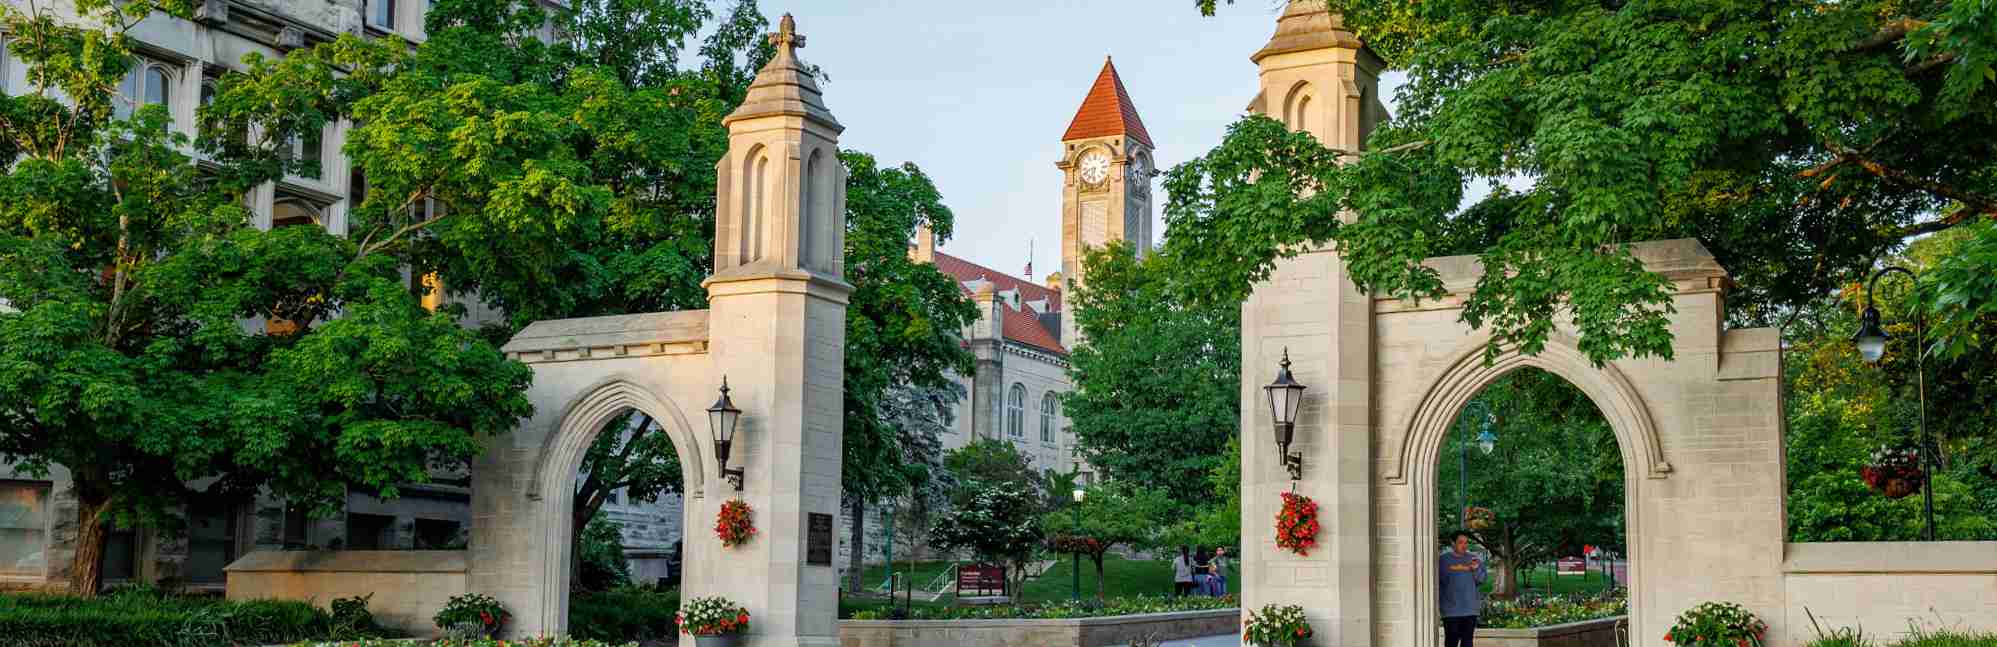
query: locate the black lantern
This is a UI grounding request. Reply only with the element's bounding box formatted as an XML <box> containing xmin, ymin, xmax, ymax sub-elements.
<box><xmin>707</xmin><ymin>376</ymin><xmax>745</xmax><ymax>491</ymax></box>
<box><xmin>1852</xmin><ymin>305</ymin><xmax>1890</xmax><ymax>363</ymax></box>
<box><xmin>1264</xmin><ymin>348</ymin><xmax>1307</xmax><ymax>480</ymax></box>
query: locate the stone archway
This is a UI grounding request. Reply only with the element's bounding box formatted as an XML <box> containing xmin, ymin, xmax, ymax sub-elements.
<box><xmin>1395</xmin><ymin>340</ymin><xmax>1662</xmax><ymax>647</ymax></box>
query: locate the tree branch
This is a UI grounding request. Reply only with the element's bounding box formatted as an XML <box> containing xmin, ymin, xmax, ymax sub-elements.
<box><xmin>1853</xmin><ymin>18</ymin><xmax>1929</xmax><ymax>53</ymax></box>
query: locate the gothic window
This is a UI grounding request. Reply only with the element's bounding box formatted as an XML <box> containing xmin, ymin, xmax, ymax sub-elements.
<box><xmin>1040</xmin><ymin>394</ymin><xmax>1057</xmax><ymax>443</ymax></box>
<box><xmin>115</xmin><ymin>60</ymin><xmax>177</xmax><ymax>127</ymax></box>
<box><xmin>367</xmin><ymin>0</ymin><xmax>396</xmax><ymax>31</ymax></box>
<box><xmin>0</xmin><ymin>481</ymin><xmax>50</xmax><ymax>579</ymax></box>
<box><xmin>283</xmin><ymin>125</ymin><xmax>324</xmax><ymax>180</ymax></box>
<box><xmin>1006</xmin><ymin>384</ymin><xmax>1026</xmax><ymax>438</ymax></box>
<box><xmin>740</xmin><ymin>148</ymin><xmax>769</xmax><ymax>265</ymax></box>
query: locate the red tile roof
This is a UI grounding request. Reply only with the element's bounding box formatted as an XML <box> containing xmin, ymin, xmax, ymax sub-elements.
<box><xmin>932</xmin><ymin>251</ymin><xmax>1066</xmax><ymax>355</ymax></box>
<box><xmin>1062</xmin><ymin>57</ymin><xmax>1153</xmax><ymax>147</ymax></box>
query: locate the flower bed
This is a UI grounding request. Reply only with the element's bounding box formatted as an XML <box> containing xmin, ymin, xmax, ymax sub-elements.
<box><xmin>845</xmin><ymin>593</ymin><xmax>1234</xmax><ymax>620</ymax></box>
<box><xmin>1481</xmin><ymin>592</ymin><xmax>1628</xmax><ymax>629</ymax></box>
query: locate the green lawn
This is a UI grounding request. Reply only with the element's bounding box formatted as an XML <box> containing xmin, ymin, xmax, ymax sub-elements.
<box><xmin>1482</xmin><ymin>564</ymin><xmax>1621</xmax><ymax>596</ymax></box>
<box><xmin>851</xmin><ymin>554</ymin><xmax>1241</xmax><ymax>605</ymax></box>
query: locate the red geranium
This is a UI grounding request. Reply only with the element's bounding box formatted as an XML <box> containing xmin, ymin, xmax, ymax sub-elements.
<box><xmin>717</xmin><ymin>499</ymin><xmax>757</xmax><ymax>548</ymax></box>
<box><xmin>1275</xmin><ymin>491</ymin><xmax>1320</xmax><ymax>556</ymax></box>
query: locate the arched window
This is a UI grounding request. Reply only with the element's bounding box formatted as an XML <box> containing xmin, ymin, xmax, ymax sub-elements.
<box><xmin>114</xmin><ymin>62</ymin><xmax>176</xmax><ymax>124</ymax></box>
<box><xmin>1040</xmin><ymin>394</ymin><xmax>1057</xmax><ymax>443</ymax></box>
<box><xmin>1006</xmin><ymin>384</ymin><xmax>1026</xmax><ymax>438</ymax></box>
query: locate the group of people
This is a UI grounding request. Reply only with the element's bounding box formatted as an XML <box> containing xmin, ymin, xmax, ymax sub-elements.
<box><xmin>1169</xmin><ymin>546</ymin><xmax>1230</xmax><ymax>597</ymax></box>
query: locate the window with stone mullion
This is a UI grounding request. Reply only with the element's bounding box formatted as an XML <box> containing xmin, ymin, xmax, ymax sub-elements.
<box><xmin>1006</xmin><ymin>383</ymin><xmax>1026</xmax><ymax>438</ymax></box>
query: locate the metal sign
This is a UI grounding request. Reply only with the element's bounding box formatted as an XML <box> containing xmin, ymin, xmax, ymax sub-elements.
<box><xmin>807</xmin><ymin>512</ymin><xmax>833</xmax><ymax>566</ymax></box>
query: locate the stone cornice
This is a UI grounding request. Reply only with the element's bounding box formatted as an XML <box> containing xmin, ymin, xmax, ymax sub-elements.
<box><xmin>501</xmin><ymin>311</ymin><xmax>710</xmax><ymax>364</ymax></box>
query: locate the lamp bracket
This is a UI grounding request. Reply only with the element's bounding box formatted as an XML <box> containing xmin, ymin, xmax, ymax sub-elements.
<box><xmin>722</xmin><ymin>467</ymin><xmax>745</xmax><ymax>491</ymax></box>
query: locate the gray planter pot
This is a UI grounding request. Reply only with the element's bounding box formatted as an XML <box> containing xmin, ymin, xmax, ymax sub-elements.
<box><xmin>694</xmin><ymin>635</ymin><xmax>740</xmax><ymax>647</ymax></box>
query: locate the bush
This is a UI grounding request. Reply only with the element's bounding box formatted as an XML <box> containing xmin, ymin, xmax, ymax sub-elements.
<box><xmin>577</xmin><ymin>515</ymin><xmax>633</xmax><ymax>592</ymax></box>
<box><xmin>843</xmin><ymin>593</ymin><xmax>1235</xmax><ymax>621</ymax></box>
<box><xmin>433</xmin><ymin>593</ymin><xmax>509</xmax><ymax>639</ymax></box>
<box><xmin>290</xmin><ymin>639</ymin><xmax>638</xmax><ymax>647</ymax></box>
<box><xmin>570</xmin><ymin>587</ymin><xmax>678</xmax><ymax>642</ymax></box>
<box><xmin>1666</xmin><ymin>601</ymin><xmax>1767</xmax><ymax>647</ymax></box>
<box><xmin>0</xmin><ymin>591</ymin><xmax>336</xmax><ymax>647</ymax></box>
<box><xmin>1481</xmin><ymin>591</ymin><xmax>1628</xmax><ymax>629</ymax></box>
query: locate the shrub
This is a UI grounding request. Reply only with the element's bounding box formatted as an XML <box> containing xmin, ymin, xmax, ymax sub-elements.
<box><xmin>328</xmin><ymin>593</ymin><xmax>390</xmax><ymax>639</ymax></box>
<box><xmin>0</xmin><ymin>591</ymin><xmax>334</xmax><ymax>647</ymax></box>
<box><xmin>1481</xmin><ymin>591</ymin><xmax>1628</xmax><ymax>629</ymax></box>
<box><xmin>570</xmin><ymin>587</ymin><xmax>678</xmax><ymax>642</ymax></box>
<box><xmin>1666</xmin><ymin>601</ymin><xmax>1767</xmax><ymax>647</ymax></box>
<box><xmin>1898</xmin><ymin>626</ymin><xmax>1997</xmax><ymax>647</ymax></box>
<box><xmin>433</xmin><ymin>593</ymin><xmax>509</xmax><ymax>639</ymax></box>
<box><xmin>1242</xmin><ymin>603</ymin><xmax>1313</xmax><ymax>647</ymax></box>
<box><xmin>290</xmin><ymin>639</ymin><xmax>638</xmax><ymax>647</ymax></box>
<box><xmin>577</xmin><ymin>515</ymin><xmax>633</xmax><ymax>592</ymax></box>
<box><xmin>839</xmin><ymin>593</ymin><xmax>1235</xmax><ymax>621</ymax></box>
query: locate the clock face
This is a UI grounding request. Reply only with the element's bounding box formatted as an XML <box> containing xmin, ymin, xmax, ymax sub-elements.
<box><xmin>1078</xmin><ymin>151</ymin><xmax>1111</xmax><ymax>185</ymax></box>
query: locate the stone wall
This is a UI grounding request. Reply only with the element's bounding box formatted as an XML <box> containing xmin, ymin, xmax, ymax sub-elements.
<box><xmin>225</xmin><ymin>550</ymin><xmax>468</xmax><ymax>636</ymax></box>
<box><xmin>838</xmin><ymin>609</ymin><xmax>1238</xmax><ymax>647</ymax></box>
<box><xmin>1778</xmin><ymin>542</ymin><xmax>1997</xmax><ymax>647</ymax></box>
<box><xmin>1477</xmin><ymin>617</ymin><xmax>1624</xmax><ymax>647</ymax></box>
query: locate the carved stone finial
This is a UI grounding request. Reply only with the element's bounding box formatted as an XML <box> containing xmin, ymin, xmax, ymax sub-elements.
<box><xmin>770</xmin><ymin>13</ymin><xmax>806</xmax><ymax>50</ymax></box>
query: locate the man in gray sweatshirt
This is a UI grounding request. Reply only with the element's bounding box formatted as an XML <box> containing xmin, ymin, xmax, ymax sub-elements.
<box><xmin>1439</xmin><ymin>531</ymin><xmax>1489</xmax><ymax>647</ymax></box>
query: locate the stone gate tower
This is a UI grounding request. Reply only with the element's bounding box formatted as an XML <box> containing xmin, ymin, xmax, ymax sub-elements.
<box><xmin>1057</xmin><ymin>57</ymin><xmax>1156</xmax><ymax>346</ymax></box>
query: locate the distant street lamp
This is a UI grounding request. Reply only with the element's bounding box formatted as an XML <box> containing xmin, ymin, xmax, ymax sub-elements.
<box><xmin>1458</xmin><ymin>400</ymin><xmax>1497</xmax><ymax>528</ymax></box>
<box><xmin>1264</xmin><ymin>349</ymin><xmax>1307</xmax><ymax>480</ymax></box>
<box><xmin>1851</xmin><ymin>265</ymin><xmax>1936</xmax><ymax>541</ymax></box>
<box><xmin>1071</xmin><ymin>487</ymin><xmax>1086</xmax><ymax>602</ymax></box>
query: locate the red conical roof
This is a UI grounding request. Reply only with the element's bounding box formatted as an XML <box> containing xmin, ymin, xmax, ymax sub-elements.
<box><xmin>1061</xmin><ymin>57</ymin><xmax>1152</xmax><ymax>147</ymax></box>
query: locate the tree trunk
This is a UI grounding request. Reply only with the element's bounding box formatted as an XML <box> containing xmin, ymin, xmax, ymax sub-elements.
<box><xmin>67</xmin><ymin>492</ymin><xmax>112</xmax><ymax>597</ymax></box>
<box><xmin>1492</xmin><ymin>558</ymin><xmax>1519</xmax><ymax>599</ymax></box>
<box><xmin>1092</xmin><ymin>553</ymin><xmax>1107</xmax><ymax>602</ymax></box>
<box><xmin>847</xmin><ymin>498</ymin><xmax>866</xmax><ymax>594</ymax></box>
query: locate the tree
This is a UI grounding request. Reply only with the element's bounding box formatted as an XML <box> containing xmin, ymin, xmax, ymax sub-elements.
<box><xmin>928</xmin><ymin>482</ymin><xmax>1044</xmax><ymax>597</ymax></box>
<box><xmin>836</xmin><ymin>150</ymin><xmax>979</xmax><ymax>592</ymax></box>
<box><xmin>0</xmin><ymin>1</ymin><xmax>532</xmax><ymax>594</ymax></box>
<box><xmin>571</xmin><ymin>412</ymin><xmax>682</xmax><ymax>590</ymax></box>
<box><xmin>1173</xmin><ymin>1</ymin><xmax>1997</xmax><ymax>367</ymax></box>
<box><xmin>943</xmin><ymin>437</ymin><xmax>1046</xmax><ymax>506</ymax></box>
<box><xmin>1435</xmin><ymin>369</ymin><xmax>1623</xmax><ymax>598</ymax></box>
<box><xmin>1160</xmin><ymin>435</ymin><xmax>1244</xmax><ymax>551</ymax></box>
<box><xmin>1064</xmin><ymin>242</ymin><xmax>1240</xmax><ymax>507</ymax></box>
<box><xmin>575</xmin><ymin>513</ymin><xmax>634</xmax><ymax>592</ymax></box>
<box><xmin>1039</xmin><ymin>481</ymin><xmax>1175</xmax><ymax>602</ymax></box>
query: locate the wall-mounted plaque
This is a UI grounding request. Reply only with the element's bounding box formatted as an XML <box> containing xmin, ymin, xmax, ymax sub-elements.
<box><xmin>807</xmin><ymin>512</ymin><xmax>833</xmax><ymax>566</ymax></box>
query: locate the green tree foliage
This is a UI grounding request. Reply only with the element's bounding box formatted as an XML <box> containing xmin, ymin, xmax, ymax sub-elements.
<box><xmin>1039</xmin><ymin>481</ymin><xmax>1175</xmax><ymax>601</ymax></box>
<box><xmin>1176</xmin><ymin>0</ymin><xmax>1997</xmax><ymax>366</ymax></box>
<box><xmin>927</xmin><ymin>482</ymin><xmax>1044</xmax><ymax>595</ymax></box>
<box><xmin>1783</xmin><ymin>230</ymin><xmax>1997</xmax><ymax>541</ymax></box>
<box><xmin>575</xmin><ymin>513</ymin><xmax>633</xmax><ymax>592</ymax></box>
<box><xmin>942</xmin><ymin>438</ymin><xmax>1046</xmax><ymax>506</ymax></box>
<box><xmin>1436</xmin><ymin>369</ymin><xmax>1623</xmax><ymax>598</ymax></box>
<box><xmin>0</xmin><ymin>1</ymin><xmax>532</xmax><ymax>594</ymax></box>
<box><xmin>1064</xmin><ymin>242</ymin><xmax>1240</xmax><ymax>507</ymax></box>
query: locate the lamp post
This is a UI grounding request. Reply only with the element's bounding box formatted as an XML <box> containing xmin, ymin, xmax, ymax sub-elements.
<box><xmin>706</xmin><ymin>377</ymin><xmax>745</xmax><ymax>490</ymax></box>
<box><xmin>1071</xmin><ymin>487</ymin><xmax>1085</xmax><ymax>602</ymax></box>
<box><xmin>1264</xmin><ymin>349</ymin><xmax>1307</xmax><ymax>480</ymax></box>
<box><xmin>1851</xmin><ymin>265</ymin><xmax>1936</xmax><ymax>541</ymax></box>
<box><xmin>1457</xmin><ymin>400</ymin><xmax>1497</xmax><ymax>527</ymax></box>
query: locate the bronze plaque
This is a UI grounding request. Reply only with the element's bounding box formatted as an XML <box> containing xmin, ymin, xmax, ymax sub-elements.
<box><xmin>807</xmin><ymin>512</ymin><xmax>834</xmax><ymax>566</ymax></box>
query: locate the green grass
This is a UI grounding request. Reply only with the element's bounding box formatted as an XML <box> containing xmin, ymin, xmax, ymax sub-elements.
<box><xmin>853</xmin><ymin>554</ymin><xmax>1241</xmax><ymax>605</ymax></box>
<box><xmin>1480</xmin><ymin>564</ymin><xmax>1621</xmax><ymax>596</ymax></box>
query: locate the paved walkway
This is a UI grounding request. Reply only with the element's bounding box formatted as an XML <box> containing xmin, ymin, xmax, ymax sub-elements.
<box><xmin>1147</xmin><ymin>635</ymin><xmax>1239</xmax><ymax>647</ymax></box>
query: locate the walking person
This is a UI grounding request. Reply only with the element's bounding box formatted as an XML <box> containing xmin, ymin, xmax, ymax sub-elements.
<box><xmin>1172</xmin><ymin>546</ymin><xmax>1195</xmax><ymax>597</ymax></box>
<box><xmin>1440</xmin><ymin>531</ymin><xmax>1488</xmax><ymax>647</ymax></box>
<box><xmin>1191</xmin><ymin>548</ymin><xmax>1213</xmax><ymax>597</ymax></box>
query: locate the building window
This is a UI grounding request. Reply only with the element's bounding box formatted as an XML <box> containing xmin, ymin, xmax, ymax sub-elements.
<box><xmin>114</xmin><ymin>60</ymin><xmax>176</xmax><ymax>125</ymax></box>
<box><xmin>0</xmin><ymin>481</ymin><xmax>51</xmax><ymax>579</ymax></box>
<box><xmin>1040</xmin><ymin>394</ymin><xmax>1057</xmax><ymax>443</ymax></box>
<box><xmin>285</xmin><ymin>126</ymin><xmax>324</xmax><ymax>180</ymax></box>
<box><xmin>101</xmin><ymin>527</ymin><xmax>139</xmax><ymax>583</ymax></box>
<box><xmin>413</xmin><ymin>518</ymin><xmax>462</xmax><ymax>550</ymax></box>
<box><xmin>185</xmin><ymin>501</ymin><xmax>238</xmax><ymax>585</ymax></box>
<box><xmin>367</xmin><ymin>0</ymin><xmax>395</xmax><ymax>31</ymax></box>
<box><xmin>346</xmin><ymin>512</ymin><xmax>396</xmax><ymax>550</ymax></box>
<box><xmin>1006</xmin><ymin>383</ymin><xmax>1026</xmax><ymax>438</ymax></box>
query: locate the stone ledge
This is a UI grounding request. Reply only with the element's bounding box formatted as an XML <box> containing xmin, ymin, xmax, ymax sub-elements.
<box><xmin>1783</xmin><ymin>542</ymin><xmax>1997</xmax><ymax>574</ymax></box>
<box><xmin>839</xmin><ymin>608</ymin><xmax>1239</xmax><ymax>647</ymax></box>
<box><xmin>1476</xmin><ymin>616</ymin><xmax>1624</xmax><ymax>639</ymax></box>
<box><xmin>224</xmin><ymin>550</ymin><xmax>469</xmax><ymax>573</ymax></box>
<box><xmin>837</xmin><ymin>608</ymin><xmax>1237</xmax><ymax>629</ymax></box>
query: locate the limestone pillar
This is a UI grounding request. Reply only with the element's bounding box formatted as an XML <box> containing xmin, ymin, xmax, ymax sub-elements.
<box><xmin>1238</xmin><ymin>3</ymin><xmax>1388</xmax><ymax>646</ymax></box>
<box><xmin>700</xmin><ymin>14</ymin><xmax>850</xmax><ymax>647</ymax></box>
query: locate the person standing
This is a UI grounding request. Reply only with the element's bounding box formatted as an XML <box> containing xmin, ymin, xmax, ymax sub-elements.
<box><xmin>1209</xmin><ymin>547</ymin><xmax>1230</xmax><ymax>596</ymax></box>
<box><xmin>1440</xmin><ymin>531</ymin><xmax>1488</xmax><ymax>647</ymax></box>
<box><xmin>1191</xmin><ymin>548</ymin><xmax>1213</xmax><ymax>597</ymax></box>
<box><xmin>1172</xmin><ymin>546</ymin><xmax>1195</xmax><ymax>596</ymax></box>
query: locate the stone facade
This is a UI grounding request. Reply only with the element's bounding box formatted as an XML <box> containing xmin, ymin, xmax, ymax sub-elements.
<box><xmin>225</xmin><ymin>551</ymin><xmax>469</xmax><ymax>635</ymax></box>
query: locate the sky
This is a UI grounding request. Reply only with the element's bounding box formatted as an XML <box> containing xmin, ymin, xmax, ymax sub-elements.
<box><xmin>778</xmin><ymin>1</ymin><xmax>1406</xmax><ymax>280</ymax></box>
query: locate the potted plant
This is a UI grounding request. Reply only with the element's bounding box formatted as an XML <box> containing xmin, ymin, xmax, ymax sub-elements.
<box><xmin>1665</xmin><ymin>601</ymin><xmax>1767</xmax><ymax>647</ymax></box>
<box><xmin>1243</xmin><ymin>603</ymin><xmax>1314</xmax><ymax>647</ymax></box>
<box><xmin>433</xmin><ymin>593</ymin><xmax>509</xmax><ymax>639</ymax></box>
<box><xmin>679</xmin><ymin>595</ymin><xmax>751</xmax><ymax>646</ymax></box>
<box><xmin>1860</xmin><ymin>444</ymin><xmax>1925</xmax><ymax>499</ymax></box>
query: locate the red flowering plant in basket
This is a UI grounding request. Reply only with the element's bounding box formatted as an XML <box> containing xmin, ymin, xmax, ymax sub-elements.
<box><xmin>1274</xmin><ymin>491</ymin><xmax>1320</xmax><ymax>556</ymax></box>
<box><xmin>716</xmin><ymin>498</ymin><xmax>756</xmax><ymax>547</ymax></box>
<box><xmin>1860</xmin><ymin>444</ymin><xmax>1925</xmax><ymax>499</ymax></box>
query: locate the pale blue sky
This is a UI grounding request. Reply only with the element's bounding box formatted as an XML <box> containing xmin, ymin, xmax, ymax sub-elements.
<box><xmin>780</xmin><ymin>1</ymin><xmax>1406</xmax><ymax>277</ymax></box>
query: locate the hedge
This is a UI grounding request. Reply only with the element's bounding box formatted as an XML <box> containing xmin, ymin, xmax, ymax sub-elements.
<box><xmin>0</xmin><ymin>588</ymin><xmax>335</xmax><ymax>647</ymax></box>
<box><xmin>569</xmin><ymin>587</ymin><xmax>678</xmax><ymax>642</ymax></box>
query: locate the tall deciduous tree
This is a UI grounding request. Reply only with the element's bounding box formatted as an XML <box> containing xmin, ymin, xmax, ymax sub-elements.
<box><xmin>0</xmin><ymin>1</ymin><xmax>532</xmax><ymax>595</ymax></box>
<box><xmin>928</xmin><ymin>482</ymin><xmax>1044</xmax><ymax>597</ymax></box>
<box><xmin>1175</xmin><ymin>1</ymin><xmax>1997</xmax><ymax>366</ymax></box>
<box><xmin>1064</xmin><ymin>242</ymin><xmax>1239</xmax><ymax>507</ymax></box>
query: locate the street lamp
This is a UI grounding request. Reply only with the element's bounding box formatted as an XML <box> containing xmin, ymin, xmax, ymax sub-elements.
<box><xmin>707</xmin><ymin>377</ymin><xmax>746</xmax><ymax>491</ymax></box>
<box><xmin>1264</xmin><ymin>349</ymin><xmax>1307</xmax><ymax>481</ymax></box>
<box><xmin>1851</xmin><ymin>265</ymin><xmax>1936</xmax><ymax>541</ymax></box>
<box><xmin>1458</xmin><ymin>401</ymin><xmax>1496</xmax><ymax>527</ymax></box>
<box><xmin>1071</xmin><ymin>487</ymin><xmax>1086</xmax><ymax>602</ymax></box>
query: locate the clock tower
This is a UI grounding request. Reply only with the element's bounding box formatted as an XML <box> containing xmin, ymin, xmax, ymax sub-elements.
<box><xmin>1057</xmin><ymin>56</ymin><xmax>1155</xmax><ymax>347</ymax></box>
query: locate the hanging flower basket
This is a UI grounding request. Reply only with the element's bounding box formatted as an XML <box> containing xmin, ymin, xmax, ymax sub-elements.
<box><xmin>716</xmin><ymin>499</ymin><xmax>757</xmax><ymax>547</ymax></box>
<box><xmin>1274</xmin><ymin>491</ymin><xmax>1319</xmax><ymax>556</ymax></box>
<box><xmin>1861</xmin><ymin>445</ymin><xmax>1925</xmax><ymax>500</ymax></box>
<box><xmin>1464</xmin><ymin>506</ymin><xmax>1497</xmax><ymax>530</ymax></box>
